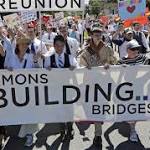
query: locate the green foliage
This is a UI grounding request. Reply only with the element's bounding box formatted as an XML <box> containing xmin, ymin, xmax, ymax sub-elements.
<box><xmin>88</xmin><ymin>0</ymin><xmax>102</xmax><ymax>16</ymax></box>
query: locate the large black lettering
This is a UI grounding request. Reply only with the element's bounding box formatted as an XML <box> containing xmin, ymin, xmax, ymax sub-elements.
<box><xmin>49</xmin><ymin>0</ymin><xmax>51</xmax><ymax>7</ymax></box>
<box><xmin>44</xmin><ymin>86</ymin><xmax>59</xmax><ymax>105</ymax></box>
<box><xmin>15</xmin><ymin>74</ymin><xmax>27</xmax><ymax>85</ymax></box>
<box><xmin>85</xmin><ymin>85</ymin><xmax>89</xmax><ymax>102</ymax></box>
<box><xmin>0</xmin><ymin>0</ymin><xmax>5</xmax><ymax>9</ymax></box>
<box><xmin>94</xmin><ymin>83</ymin><xmax>112</xmax><ymax>102</ymax></box>
<box><xmin>29</xmin><ymin>74</ymin><xmax>38</xmax><ymax>84</ymax></box>
<box><xmin>21</xmin><ymin>0</ymin><xmax>31</xmax><ymax>8</ymax></box>
<box><xmin>92</xmin><ymin>105</ymin><xmax>101</xmax><ymax>114</ymax></box>
<box><xmin>128</xmin><ymin>104</ymin><xmax>136</xmax><ymax>114</ymax></box>
<box><xmin>11</xmin><ymin>87</ymin><xmax>30</xmax><ymax>107</ymax></box>
<box><xmin>63</xmin><ymin>85</ymin><xmax>80</xmax><ymax>104</ymax></box>
<box><xmin>117</xmin><ymin>104</ymin><xmax>126</xmax><ymax>114</ymax></box>
<box><xmin>40</xmin><ymin>74</ymin><xmax>48</xmax><ymax>84</ymax></box>
<box><xmin>35</xmin><ymin>0</ymin><xmax>45</xmax><ymax>8</ymax></box>
<box><xmin>103</xmin><ymin>105</ymin><xmax>111</xmax><ymax>114</ymax></box>
<box><xmin>138</xmin><ymin>103</ymin><xmax>146</xmax><ymax>114</ymax></box>
<box><xmin>116</xmin><ymin>82</ymin><xmax>133</xmax><ymax>101</ymax></box>
<box><xmin>71</xmin><ymin>0</ymin><xmax>81</xmax><ymax>8</ymax></box>
<box><xmin>35</xmin><ymin>86</ymin><xmax>39</xmax><ymax>106</ymax></box>
<box><xmin>147</xmin><ymin>104</ymin><xmax>150</xmax><ymax>113</ymax></box>
<box><xmin>55</xmin><ymin>0</ymin><xmax>67</xmax><ymax>8</ymax></box>
<box><xmin>2</xmin><ymin>75</ymin><xmax>13</xmax><ymax>85</ymax></box>
<box><xmin>0</xmin><ymin>89</ymin><xmax>8</xmax><ymax>108</ymax></box>
<box><xmin>9</xmin><ymin>0</ymin><xmax>17</xmax><ymax>9</ymax></box>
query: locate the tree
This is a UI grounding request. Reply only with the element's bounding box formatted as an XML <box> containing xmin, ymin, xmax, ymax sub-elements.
<box><xmin>89</xmin><ymin>0</ymin><xmax>102</xmax><ymax>16</ymax></box>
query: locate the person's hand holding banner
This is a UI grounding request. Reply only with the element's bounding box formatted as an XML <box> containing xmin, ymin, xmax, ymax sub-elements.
<box><xmin>7</xmin><ymin>28</ymin><xmax>16</xmax><ymax>39</ymax></box>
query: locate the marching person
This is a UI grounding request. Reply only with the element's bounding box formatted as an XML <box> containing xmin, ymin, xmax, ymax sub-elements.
<box><xmin>0</xmin><ymin>27</ymin><xmax>14</xmax><ymax>68</ymax></box>
<box><xmin>132</xmin><ymin>22</ymin><xmax>149</xmax><ymax>54</ymax></box>
<box><xmin>44</xmin><ymin>35</ymin><xmax>78</xmax><ymax>141</ymax></box>
<box><xmin>58</xmin><ymin>23</ymin><xmax>80</xmax><ymax>58</ymax></box>
<box><xmin>80</xmin><ymin>23</ymin><xmax>117</xmax><ymax>149</ymax></box>
<box><xmin>104</xmin><ymin>39</ymin><xmax>150</xmax><ymax>150</ymax></box>
<box><xmin>117</xmin><ymin>39</ymin><xmax>150</xmax><ymax>142</ymax></box>
<box><xmin>5</xmin><ymin>36</ymin><xmax>40</xmax><ymax>147</ymax></box>
<box><xmin>27</xmin><ymin>24</ymin><xmax>48</xmax><ymax>67</ymax></box>
<box><xmin>42</xmin><ymin>24</ymin><xmax>57</xmax><ymax>48</ymax></box>
<box><xmin>0</xmin><ymin>41</ymin><xmax>7</xmax><ymax>150</ymax></box>
<box><xmin>142</xmin><ymin>30</ymin><xmax>150</xmax><ymax>48</ymax></box>
<box><xmin>69</xmin><ymin>24</ymin><xmax>80</xmax><ymax>42</ymax></box>
<box><xmin>77</xmin><ymin>20</ymin><xmax>84</xmax><ymax>45</ymax></box>
<box><xmin>112</xmin><ymin>28</ymin><xmax>134</xmax><ymax>59</ymax></box>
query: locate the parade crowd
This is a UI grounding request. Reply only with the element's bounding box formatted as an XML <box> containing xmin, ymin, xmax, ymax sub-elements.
<box><xmin>0</xmin><ymin>14</ymin><xmax>150</xmax><ymax>150</ymax></box>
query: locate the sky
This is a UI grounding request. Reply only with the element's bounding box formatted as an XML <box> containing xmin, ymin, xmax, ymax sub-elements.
<box><xmin>85</xmin><ymin>0</ymin><xmax>89</xmax><ymax>4</ymax></box>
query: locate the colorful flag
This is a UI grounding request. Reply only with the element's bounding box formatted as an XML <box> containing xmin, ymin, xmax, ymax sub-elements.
<box><xmin>118</xmin><ymin>0</ymin><xmax>146</xmax><ymax>20</ymax></box>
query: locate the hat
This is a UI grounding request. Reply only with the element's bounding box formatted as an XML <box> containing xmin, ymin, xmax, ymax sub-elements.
<box><xmin>124</xmin><ymin>28</ymin><xmax>133</xmax><ymax>34</ymax></box>
<box><xmin>132</xmin><ymin>21</ymin><xmax>140</xmax><ymax>26</ymax></box>
<box><xmin>91</xmin><ymin>23</ymin><xmax>103</xmax><ymax>32</ymax></box>
<box><xmin>126</xmin><ymin>40</ymin><xmax>141</xmax><ymax>50</ymax></box>
<box><xmin>17</xmin><ymin>36</ymin><xmax>31</xmax><ymax>45</ymax></box>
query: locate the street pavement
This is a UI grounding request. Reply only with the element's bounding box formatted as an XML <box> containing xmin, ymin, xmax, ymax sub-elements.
<box><xmin>3</xmin><ymin>121</ymin><xmax>150</xmax><ymax>150</ymax></box>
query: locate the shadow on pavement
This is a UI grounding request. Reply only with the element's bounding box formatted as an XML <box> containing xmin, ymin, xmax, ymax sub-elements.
<box><xmin>115</xmin><ymin>140</ymin><xmax>146</xmax><ymax>150</ymax></box>
<box><xmin>3</xmin><ymin>136</ymin><xmax>35</xmax><ymax>150</ymax></box>
<box><xmin>85</xmin><ymin>144</ymin><xmax>99</xmax><ymax>150</ymax></box>
<box><xmin>75</xmin><ymin>122</ymin><xmax>91</xmax><ymax>136</ymax></box>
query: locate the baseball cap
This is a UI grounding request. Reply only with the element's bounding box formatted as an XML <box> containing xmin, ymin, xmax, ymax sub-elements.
<box><xmin>132</xmin><ymin>21</ymin><xmax>140</xmax><ymax>26</ymax></box>
<box><xmin>126</xmin><ymin>40</ymin><xmax>141</xmax><ymax>50</ymax></box>
<box><xmin>124</xmin><ymin>28</ymin><xmax>133</xmax><ymax>34</ymax></box>
<box><xmin>91</xmin><ymin>23</ymin><xmax>103</xmax><ymax>32</ymax></box>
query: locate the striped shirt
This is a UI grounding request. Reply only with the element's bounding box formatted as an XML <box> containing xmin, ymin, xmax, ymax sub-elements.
<box><xmin>118</xmin><ymin>55</ymin><xmax>150</xmax><ymax>65</ymax></box>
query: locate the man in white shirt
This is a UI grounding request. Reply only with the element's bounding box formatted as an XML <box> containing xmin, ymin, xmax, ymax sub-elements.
<box><xmin>44</xmin><ymin>35</ymin><xmax>78</xmax><ymax>141</ymax></box>
<box><xmin>42</xmin><ymin>24</ymin><xmax>57</xmax><ymax>47</ymax></box>
<box><xmin>58</xmin><ymin>24</ymin><xmax>80</xmax><ymax>58</ymax></box>
<box><xmin>0</xmin><ymin>27</ymin><xmax>14</xmax><ymax>67</ymax></box>
<box><xmin>78</xmin><ymin>21</ymin><xmax>84</xmax><ymax>44</ymax></box>
<box><xmin>27</xmin><ymin>25</ymin><xmax>48</xmax><ymax>67</ymax></box>
<box><xmin>44</xmin><ymin>35</ymin><xmax>78</xmax><ymax>68</ymax></box>
<box><xmin>132</xmin><ymin>22</ymin><xmax>149</xmax><ymax>53</ymax></box>
<box><xmin>112</xmin><ymin>28</ymin><xmax>134</xmax><ymax>59</ymax></box>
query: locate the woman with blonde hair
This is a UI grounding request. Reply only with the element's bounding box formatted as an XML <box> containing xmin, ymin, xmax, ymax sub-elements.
<box><xmin>5</xmin><ymin>35</ymin><xmax>40</xmax><ymax>147</ymax></box>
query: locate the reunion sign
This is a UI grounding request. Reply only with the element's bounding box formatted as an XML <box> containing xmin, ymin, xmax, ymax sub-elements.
<box><xmin>0</xmin><ymin>0</ymin><xmax>84</xmax><ymax>12</ymax></box>
<box><xmin>0</xmin><ymin>66</ymin><xmax>150</xmax><ymax>125</ymax></box>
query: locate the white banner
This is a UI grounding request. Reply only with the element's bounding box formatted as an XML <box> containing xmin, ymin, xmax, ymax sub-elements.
<box><xmin>0</xmin><ymin>0</ymin><xmax>85</xmax><ymax>12</ymax></box>
<box><xmin>0</xmin><ymin>66</ymin><xmax>150</xmax><ymax>125</ymax></box>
